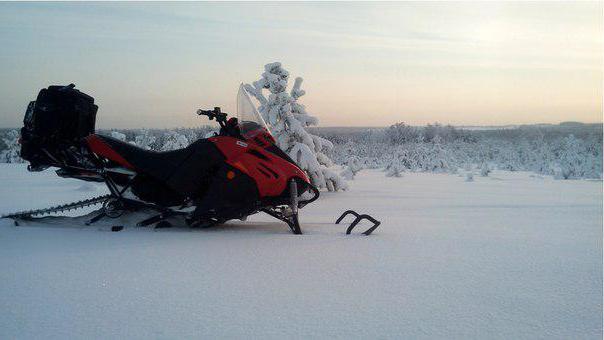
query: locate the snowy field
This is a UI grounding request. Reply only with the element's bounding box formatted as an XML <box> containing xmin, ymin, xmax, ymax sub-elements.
<box><xmin>0</xmin><ymin>163</ymin><xmax>601</xmax><ymax>339</ymax></box>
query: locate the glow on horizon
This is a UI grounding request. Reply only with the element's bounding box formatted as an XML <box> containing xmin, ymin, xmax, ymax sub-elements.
<box><xmin>0</xmin><ymin>2</ymin><xmax>601</xmax><ymax>128</ymax></box>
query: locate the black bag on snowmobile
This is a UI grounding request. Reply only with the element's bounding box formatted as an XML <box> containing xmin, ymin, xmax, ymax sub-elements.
<box><xmin>20</xmin><ymin>84</ymin><xmax>98</xmax><ymax>169</ymax></box>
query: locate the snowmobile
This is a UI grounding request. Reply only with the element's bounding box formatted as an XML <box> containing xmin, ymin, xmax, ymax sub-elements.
<box><xmin>4</xmin><ymin>84</ymin><xmax>380</xmax><ymax>235</ymax></box>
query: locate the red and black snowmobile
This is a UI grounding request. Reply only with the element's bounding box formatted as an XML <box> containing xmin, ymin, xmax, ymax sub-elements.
<box><xmin>7</xmin><ymin>84</ymin><xmax>322</xmax><ymax>233</ymax></box>
<box><xmin>5</xmin><ymin>84</ymin><xmax>380</xmax><ymax>235</ymax></box>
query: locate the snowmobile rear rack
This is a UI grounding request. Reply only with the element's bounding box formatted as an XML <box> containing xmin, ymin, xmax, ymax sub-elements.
<box><xmin>336</xmin><ymin>210</ymin><xmax>381</xmax><ymax>235</ymax></box>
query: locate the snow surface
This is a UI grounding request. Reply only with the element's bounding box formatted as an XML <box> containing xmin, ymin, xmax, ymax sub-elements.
<box><xmin>0</xmin><ymin>164</ymin><xmax>601</xmax><ymax>339</ymax></box>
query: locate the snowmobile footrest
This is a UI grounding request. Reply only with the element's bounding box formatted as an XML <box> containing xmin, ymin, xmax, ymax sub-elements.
<box><xmin>136</xmin><ymin>210</ymin><xmax>181</xmax><ymax>227</ymax></box>
<box><xmin>86</xmin><ymin>211</ymin><xmax>106</xmax><ymax>225</ymax></box>
<box><xmin>137</xmin><ymin>214</ymin><xmax>164</xmax><ymax>227</ymax></box>
<box><xmin>335</xmin><ymin>210</ymin><xmax>381</xmax><ymax>235</ymax></box>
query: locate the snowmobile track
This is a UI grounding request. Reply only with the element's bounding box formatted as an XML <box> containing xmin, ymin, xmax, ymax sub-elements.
<box><xmin>1</xmin><ymin>194</ymin><xmax>111</xmax><ymax>220</ymax></box>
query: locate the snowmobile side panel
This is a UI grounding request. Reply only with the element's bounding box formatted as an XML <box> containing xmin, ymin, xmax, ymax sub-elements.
<box><xmin>131</xmin><ymin>175</ymin><xmax>185</xmax><ymax>207</ymax></box>
<box><xmin>86</xmin><ymin>135</ymin><xmax>134</xmax><ymax>170</ymax></box>
<box><xmin>191</xmin><ymin>163</ymin><xmax>259</xmax><ymax>222</ymax></box>
<box><xmin>164</xmin><ymin>140</ymin><xmax>225</xmax><ymax>197</ymax></box>
<box><xmin>208</xmin><ymin>136</ymin><xmax>309</xmax><ymax>198</ymax></box>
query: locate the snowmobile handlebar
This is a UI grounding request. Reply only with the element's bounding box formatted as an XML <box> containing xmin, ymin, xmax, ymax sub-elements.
<box><xmin>197</xmin><ymin>107</ymin><xmax>228</xmax><ymax>126</ymax></box>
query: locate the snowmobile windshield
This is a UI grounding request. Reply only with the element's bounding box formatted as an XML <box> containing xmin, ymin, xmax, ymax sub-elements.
<box><xmin>236</xmin><ymin>84</ymin><xmax>272</xmax><ymax>139</ymax></box>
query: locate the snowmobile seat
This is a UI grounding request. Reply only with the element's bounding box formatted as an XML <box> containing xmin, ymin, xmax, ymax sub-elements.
<box><xmin>88</xmin><ymin>135</ymin><xmax>193</xmax><ymax>181</ymax></box>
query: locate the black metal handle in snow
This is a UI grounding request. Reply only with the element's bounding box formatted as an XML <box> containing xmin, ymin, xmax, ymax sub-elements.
<box><xmin>335</xmin><ymin>210</ymin><xmax>381</xmax><ymax>235</ymax></box>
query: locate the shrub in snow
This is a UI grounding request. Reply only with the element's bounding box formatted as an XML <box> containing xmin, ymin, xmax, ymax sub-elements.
<box><xmin>340</xmin><ymin>167</ymin><xmax>354</xmax><ymax>180</ymax></box>
<box><xmin>554</xmin><ymin>134</ymin><xmax>587</xmax><ymax>180</ymax></box>
<box><xmin>379</xmin><ymin>138</ymin><xmax>450</xmax><ymax>176</ymax></box>
<box><xmin>385</xmin><ymin>161</ymin><xmax>403</xmax><ymax>177</ymax></box>
<box><xmin>110</xmin><ymin>131</ymin><xmax>127</xmax><ymax>142</ymax></box>
<box><xmin>480</xmin><ymin>162</ymin><xmax>490</xmax><ymax>177</ymax></box>
<box><xmin>161</xmin><ymin>131</ymin><xmax>189</xmax><ymax>151</ymax></box>
<box><xmin>340</xmin><ymin>156</ymin><xmax>362</xmax><ymax>180</ymax></box>
<box><xmin>204</xmin><ymin>130</ymin><xmax>218</xmax><ymax>138</ymax></box>
<box><xmin>245</xmin><ymin>62</ymin><xmax>347</xmax><ymax>191</ymax></box>
<box><xmin>385</xmin><ymin>123</ymin><xmax>421</xmax><ymax>144</ymax></box>
<box><xmin>553</xmin><ymin>165</ymin><xmax>564</xmax><ymax>180</ymax></box>
<box><xmin>465</xmin><ymin>172</ymin><xmax>474</xmax><ymax>182</ymax></box>
<box><xmin>133</xmin><ymin>129</ymin><xmax>157</xmax><ymax>150</ymax></box>
<box><xmin>1</xmin><ymin>130</ymin><xmax>24</xmax><ymax>163</ymax></box>
<box><xmin>421</xmin><ymin>136</ymin><xmax>450</xmax><ymax>172</ymax></box>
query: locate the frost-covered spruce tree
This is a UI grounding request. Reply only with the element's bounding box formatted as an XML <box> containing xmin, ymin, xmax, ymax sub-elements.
<box><xmin>480</xmin><ymin>162</ymin><xmax>490</xmax><ymax>177</ymax></box>
<box><xmin>244</xmin><ymin>62</ymin><xmax>347</xmax><ymax>191</ymax></box>
<box><xmin>1</xmin><ymin>129</ymin><xmax>24</xmax><ymax>163</ymax></box>
<box><xmin>110</xmin><ymin>131</ymin><xmax>127</xmax><ymax>142</ymax></box>
<box><xmin>385</xmin><ymin>160</ymin><xmax>403</xmax><ymax>177</ymax></box>
<box><xmin>134</xmin><ymin>129</ymin><xmax>157</xmax><ymax>150</ymax></box>
<box><xmin>161</xmin><ymin>130</ymin><xmax>189</xmax><ymax>151</ymax></box>
<box><xmin>340</xmin><ymin>156</ymin><xmax>362</xmax><ymax>180</ymax></box>
<box><xmin>554</xmin><ymin>134</ymin><xmax>586</xmax><ymax>180</ymax></box>
<box><xmin>424</xmin><ymin>136</ymin><xmax>450</xmax><ymax>172</ymax></box>
<box><xmin>465</xmin><ymin>171</ymin><xmax>474</xmax><ymax>182</ymax></box>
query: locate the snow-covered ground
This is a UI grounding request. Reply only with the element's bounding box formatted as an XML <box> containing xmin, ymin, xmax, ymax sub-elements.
<box><xmin>0</xmin><ymin>164</ymin><xmax>601</xmax><ymax>339</ymax></box>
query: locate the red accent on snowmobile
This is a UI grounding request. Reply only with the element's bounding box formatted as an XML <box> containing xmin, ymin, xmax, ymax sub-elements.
<box><xmin>208</xmin><ymin>136</ymin><xmax>309</xmax><ymax>198</ymax></box>
<box><xmin>85</xmin><ymin>135</ymin><xmax>135</xmax><ymax>170</ymax></box>
<box><xmin>242</xmin><ymin>126</ymin><xmax>276</xmax><ymax>147</ymax></box>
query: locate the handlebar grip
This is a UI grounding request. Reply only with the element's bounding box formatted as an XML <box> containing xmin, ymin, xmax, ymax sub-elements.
<box><xmin>197</xmin><ymin>109</ymin><xmax>212</xmax><ymax>116</ymax></box>
<box><xmin>197</xmin><ymin>107</ymin><xmax>227</xmax><ymax>123</ymax></box>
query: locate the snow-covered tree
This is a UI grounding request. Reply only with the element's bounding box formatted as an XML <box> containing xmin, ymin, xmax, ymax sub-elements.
<box><xmin>385</xmin><ymin>161</ymin><xmax>403</xmax><ymax>177</ymax></box>
<box><xmin>553</xmin><ymin>165</ymin><xmax>565</xmax><ymax>180</ymax></box>
<box><xmin>554</xmin><ymin>134</ymin><xmax>586</xmax><ymax>180</ymax></box>
<box><xmin>1</xmin><ymin>130</ymin><xmax>23</xmax><ymax>163</ymax></box>
<box><xmin>161</xmin><ymin>130</ymin><xmax>189</xmax><ymax>151</ymax></box>
<box><xmin>385</xmin><ymin>122</ymin><xmax>421</xmax><ymax>144</ymax></box>
<box><xmin>480</xmin><ymin>162</ymin><xmax>490</xmax><ymax>177</ymax></box>
<box><xmin>410</xmin><ymin>136</ymin><xmax>450</xmax><ymax>173</ymax></box>
<box><xmin>465</xmin><ymin>171</ymin><xmax>474</xmax><ymax>182</ymax></box>
<box><xmin>244</xmin><ymin>62</ymin><xmax>347</xmax><ymax>191</ymax></box>
<box><xmin>133</xmin><ymin>129</ymin><xmax>157</xmax><ymax>150</ymax></box>
<box><xmin>110</xmin><ymin>131</ymin><xmax>127</xmax><ymax>142</ymax></box>
<box><xmin>204</xmin><ymin>130</ymin><xmax>218</xmax><ymax>138</ymax></box>
<box><xmin>340</xmin><ymin>156</ymin><xmax>363</xmax><ymax>180</ymax></box>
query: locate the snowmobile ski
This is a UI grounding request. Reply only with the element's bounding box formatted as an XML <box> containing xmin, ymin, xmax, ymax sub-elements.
<box><xmin>335</xmin><ymin>210</ymin><xmax>381</xmax><ymax>235</ymax></box>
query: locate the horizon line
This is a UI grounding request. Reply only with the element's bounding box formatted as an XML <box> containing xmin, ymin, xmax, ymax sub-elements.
<box><xmin>0</xmin><ymin>121</ymin><xmax>602</xmax><ymax>131</ymax></box>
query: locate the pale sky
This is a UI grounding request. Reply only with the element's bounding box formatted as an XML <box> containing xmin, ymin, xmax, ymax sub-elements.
<box><xmin>0</xmin><ymin>2</ymin><xmax>602</xmax><ymax>128</ymax></box>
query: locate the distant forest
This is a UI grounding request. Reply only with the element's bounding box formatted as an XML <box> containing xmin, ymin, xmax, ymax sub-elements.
<box><xmin>1</xmin><ymin>122</ymin><xmax>602</xmax><ymax>180</ymax></box>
